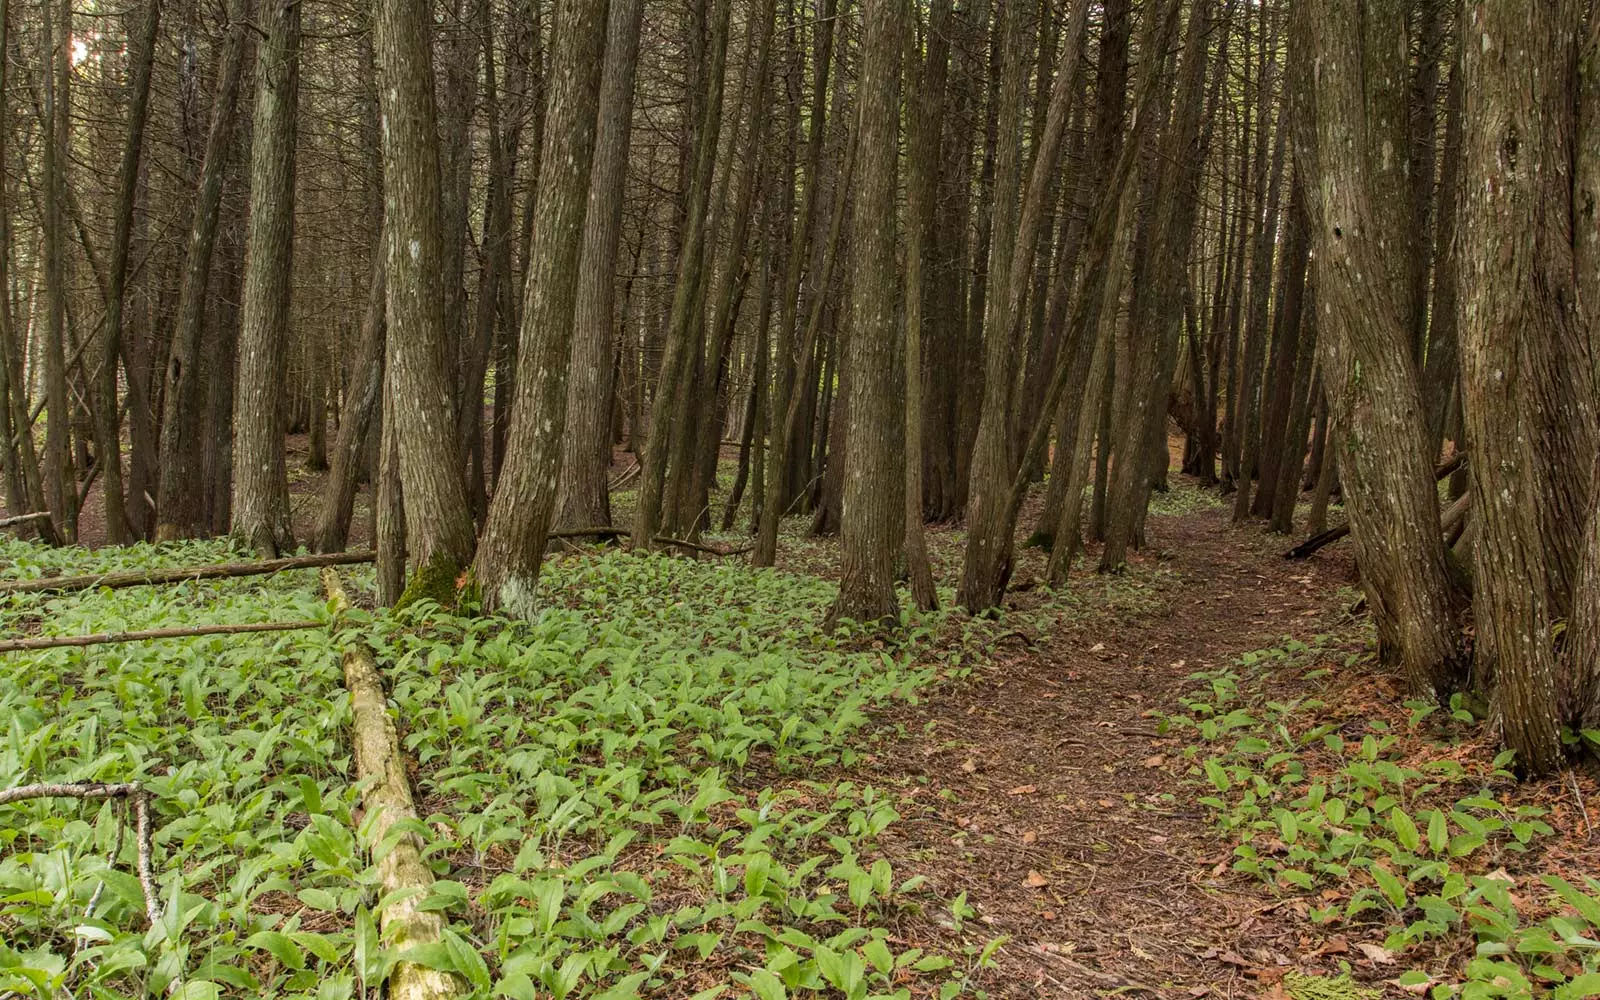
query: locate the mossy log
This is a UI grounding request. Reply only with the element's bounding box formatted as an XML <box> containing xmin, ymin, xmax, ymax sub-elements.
<box><xmin>322</xmin><ymin>569</ymin><xmax>463</xmax><ymax>1000</ymax></box>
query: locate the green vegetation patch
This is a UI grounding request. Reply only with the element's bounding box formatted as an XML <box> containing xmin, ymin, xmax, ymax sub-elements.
<box><xmin>1164</xmin><ymin>633</ymin><xmax>1600</xmax><ymax>1000</ymax></box>
<box><xmin>0</xmin><ymin>539</ymin><xmax>1015</xmax><ymax>999</ymax></box>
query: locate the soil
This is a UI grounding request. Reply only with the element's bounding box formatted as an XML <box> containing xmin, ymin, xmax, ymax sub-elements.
<box><xmin>854</xmin><ymin>499</ymin><xmax>1378</xmax><ymax>999</ymax></box>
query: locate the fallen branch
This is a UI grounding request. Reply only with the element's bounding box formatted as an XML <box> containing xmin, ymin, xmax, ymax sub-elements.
<box><xmin>654</xmin><ymin>535</ymin><xmax>754</xmax><ymax>558</ymax></box>
<box><xmin>0</xmin><ymin>619</ymin><xmax>324</xmax><ymax>653</ymax></box>
<box><xmin>0</xmin><ymin>780</ymin><xmax>141</xmax><ymax>807</ymax></box>
<box><xmin>322</xmin><ymin>570</ymin><xmax>463</xmax><ymax>1000</ymax></box>
<box><xmin>0</xmin><ymin>511</ymin><xmax>53</xmax><ymax>530</ymax></box>
<box><xmin>0</xmin><ymin>781</ymin><xmax>162</xmax><ymax>928</ymax></box>
<box><xmin>607</xmin><ymin>458</ymin><xmax>641</xmax><ymax>492</ymax></box>
<box><xmin>1285</xmin><ymin>455</ymin><xmax>1467</xmax><ymax>560</ymax></box>
<box><xmin>0</xmin><ymin>550</ymin><xmax>375</xmax><ymax>596</ymax></box>
<box><xmin>547</xmin><ymin>526</ymin><xmax>627</xmax><ymax>540</ymax></box>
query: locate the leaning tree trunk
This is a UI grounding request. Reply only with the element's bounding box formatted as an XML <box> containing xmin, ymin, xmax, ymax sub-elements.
<box><xmin>230</xmin><ymin>0</ymin><xmax>300</xmax><ymax>557</ymax></box>
<box><xmin>827</xmin><ymin>0</ymin><xmax>902</xmax><ymax>629</ymax></box>
<box><xmin>373</xmin><ymin>0</ymin><xmax>480</xmax><ymax>601</ymax></box>
<box><xmin>1300</xmin><ymin>0</ymin><xmax>1466</xmax><ymax>700</ymax></box>
<box><xmin>473</xmin><ymin>0</ymin><xmax>609</xmax><ymax>614</ymax></box>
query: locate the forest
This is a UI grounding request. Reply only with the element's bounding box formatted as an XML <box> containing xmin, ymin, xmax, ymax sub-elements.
<box><xmin>5</xmin><ymin>0</ymin><xmax>1600</xmax><ymax>996</ymax></box>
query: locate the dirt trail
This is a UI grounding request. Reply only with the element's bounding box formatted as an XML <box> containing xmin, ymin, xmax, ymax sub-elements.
<box><xmin>869</xmin><ymin>499</ymin><xmax>1360</xmax><ymax>998</ymax></box>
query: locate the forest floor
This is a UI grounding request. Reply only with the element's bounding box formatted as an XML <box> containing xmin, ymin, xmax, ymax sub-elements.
<box><xmin>5</xmin><ymin>443</ymin><xmax>1600</xmax><ymax>1000</ymax></box>
<box><xmin>827</xmin><ymin>492</ymin><xmax>1374</xmax><ymax>998</ymax></box>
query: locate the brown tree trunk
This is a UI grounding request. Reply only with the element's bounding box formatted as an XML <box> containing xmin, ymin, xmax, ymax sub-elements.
<box><xmin>374</xmin><ymin>0</ymin><xmax>480</xmax><ymax>597</ymax></box>
<box><xmin>826</xmin><ymin>0</ymin><xmax>902</xmax><ymax>628</ymax></box>
<box><xmin>554</xmin><ymin>0</ymin><xmax>643</xmax><ymax>531</ymax></box>
<box><xmin>473</xmin><ymin>0</ymin><xmax>609</xmax><ymax>613</ymax></box>
<box><xmin>41</xmin><ymin>0</ymin><xmax>77</xmax><ymax>543</ymax></box>
<box><xmin>1301</xmin><ymin>0</ymin><xmax>1466</xmax><ymax>700</ymax></box>
<box><xmin>156</xmin><ymin>0</ymin><xmax>249</xmax><ymax>541</ymax></box>
<box><xmin>1458</xmin><ymin>0</ymin><xmax>1591</xmax><ymax>775</ymax></box>
<box><xmin>1100</xmin><ymin>0</ymin><xmax>1216</xmax><ymax>570</ymax></box>
<box><xmin>231</xmin><ymin>0</ymin><xmax>300</xmax><ymax>557</ymax></box>
<box><xmin>91</xmin><ymin>0</ymin><xmax>161</xmax><ymax>545</ymax></box>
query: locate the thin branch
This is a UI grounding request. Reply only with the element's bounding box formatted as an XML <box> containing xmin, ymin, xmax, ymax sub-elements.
<box><xmin>0</xmin><ymin>511</ymin><xmax>53</xmax><ymax>529</ymax></box>
<box><xmin>0</xmin><ymin>781</ymin><xmax>141</xmax><ymax>806</ymax></box>
<box><xmin>134</xmin><ymin>792</ymin><xmax>161</xmax><ymax>928</ymax></box>
<box><xmin>0</xmin><ymin>620</ymin><xmax>324</xmax><ymax>653</ymax></box>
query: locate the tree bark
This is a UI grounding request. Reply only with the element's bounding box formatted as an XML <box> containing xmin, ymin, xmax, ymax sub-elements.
<box><xmin>155</xmin><ymin>0</ymin><xmax>250</xmax><ymax>542</ymax></box>
<box><xmin>826</xmin><ymin>0</ymin><xmax>902</xmax><ymax>628</ymax></box>
<box><xmin>230</xmin><ymin>0</ymin><xmax>301</xmax><ymax>557</ymax></box>
<box><xmin>374</xmin><ymin>0</ymin><xmax>480</xmax><ymax>599</ymax></box>
<box><xmin>1458</xmin><ymin>0</ymin><xmax>1591</xmax><ymax>774</ymax></box>
<box><xmin>554</xmin><ymin>0</ymin><xmax>643</xmax><ymax>531</ymax></box>
<box><xmin>1301</xmin><ymin>0</ymin><xmax>1466</xmax><ymax>700</ymax></box>
<box><xmin>473</xmin><ymin>0</ymin><xmax>609</xmax><ymax>613</ymax></box>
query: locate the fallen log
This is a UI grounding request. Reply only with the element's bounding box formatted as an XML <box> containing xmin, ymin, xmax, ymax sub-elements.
<box><xmin>1285</xmin><ymin>454</ymin><xmax>1466</xmax><ymax>560</ymax></box>
<box><xmin>0</xmin><ymin>511</ymin><xmax>53</xmax><ymax>530</ymax></box>
<box><xmin>0</xmin><ymin>550</ymin><xmax>375</xmax><ymax>596</ymax></box>
<box><xmin>321</xmin><ymin>569</ymin><xmax>463</xmax><ymax>1000</ymax></box>
<box><xmin>0</xmin><ymin>619</ymin><xmax>324</xmax><ymax>653</ymax></box>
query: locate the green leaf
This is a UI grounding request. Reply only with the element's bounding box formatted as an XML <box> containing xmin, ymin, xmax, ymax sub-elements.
<box><xmin>1425</xmin><ymin>809</ymin><xmax>1448</xmax><ymax>856</ymax></box>
<box><xmin>1390</xmin><ymin>807</ymin><xmax>1420</xmax><ymax>853</ymax></box>
<box><xmin>1369</xmin><ymin>864</ymin><xmax>1408</xmax><ymax>910</ymax></box>
<box><xmin>742</xmin><ymin>970</ymin><xmax>787</xmax><ymax>1000</ymax></box>
<box><xmin>863</xmin><ymin>938</ymin><xmax>893</xmax><ymax>975</ymax></box>
<box><xmin>244</xmin><ymin>931</ymin><xmax>307</xmax><ymax>971</ymax></box>
<box><xmin>296</xmin><ymin>887</ymin><xmax>341</xmax><ymax>912</ymax></box>
<box><xmin>1546</xmin><ymin>876</ymin><xmax>1600</xmax><ymax>927</ymax></box>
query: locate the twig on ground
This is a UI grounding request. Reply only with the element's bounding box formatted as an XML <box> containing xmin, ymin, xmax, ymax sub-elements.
<box><xmin>0</xmin><ymin>620</ymin><xmax>325</xmax><ymax>653</ymax></box>
<box><xmin>0</xmin><ymin>781</ymin><xmax>141</xmax><ymax>806</ymax></box>
<box><xmin>0</xmin><ymin>781</ymin><xmax>163</xmax><ymax>929</ymax></box>
<box><xmin>1569</xmin><ymin>770</ymin><xmax>1595</xmax><ymax>842</ymax></box>
<box><xmin>134</xmin><ymin>792</ymin><xmax>162</xmax><ymax>928</ymax></box>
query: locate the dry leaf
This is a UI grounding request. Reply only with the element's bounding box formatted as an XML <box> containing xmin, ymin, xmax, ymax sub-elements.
<box><xmin>1142</xmin><ymin>754</ymin><xmax>1166</xmax><ymax>768</ymax></box>
<box><xmin>960</xmin><ymin>759</ymin><xmax>977</xmax><ymax>773</ymax></box>
<box><xmin>1025</xmin><ymin>870</ymin><xmax>1050</xmax><ymax>888</ymax></box>
<box><xmin>1216</xmin><ymin>950</ymin><xmax>1251</xmax><ymax>968</ymax></box>
<box><xmin>1356</xmin><ymin>942</ymin><xmax>1395</xmax><ymax>965</ymax></box>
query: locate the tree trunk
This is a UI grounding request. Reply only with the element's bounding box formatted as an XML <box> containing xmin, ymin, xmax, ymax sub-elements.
<box><xmin>374</xmin><ymin>0</ymin><xmax>480</xmax><ymax>598</ymax></box>
<box><xmin>1301</xmin><ymin>0</ymin><xmax>1466</xmax><ymax>700</ymax></box>
<box><xmin>156</xmin><ymin>0</ymin><xmax>249</xmax><ymax>541</ymax></box>
<box><xmin>41</xmin><ymin>0</ymin><xmax>77</xmax><ymax>543</ymax></box>
<box><xmin>473</xmin><ymin>0</ymin><xmax>609</xmax><ymax>613</ymax></box>
<box><xmin>231</xmin><ymin>0</ymin><xmax>301</xmax><ymax>557</ymax></box>
<box><xmin>1458</xmin><ymin>0</ymin><xmax>1591</xmax><ymax>775</ymax></box>
<box><xmin>554</xmin><ymin>0</ymin><xmax>643</xmax><ymax>531</ymax></box>
<box><xmin>826</xmin><ymin>0</ymin><xmax>902</xmax><ymax>628</ymax></box>
<box><xmin>92</xmin><ymin>0</ymin><xmax>161</xmax><ymax>545</ymax></box>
